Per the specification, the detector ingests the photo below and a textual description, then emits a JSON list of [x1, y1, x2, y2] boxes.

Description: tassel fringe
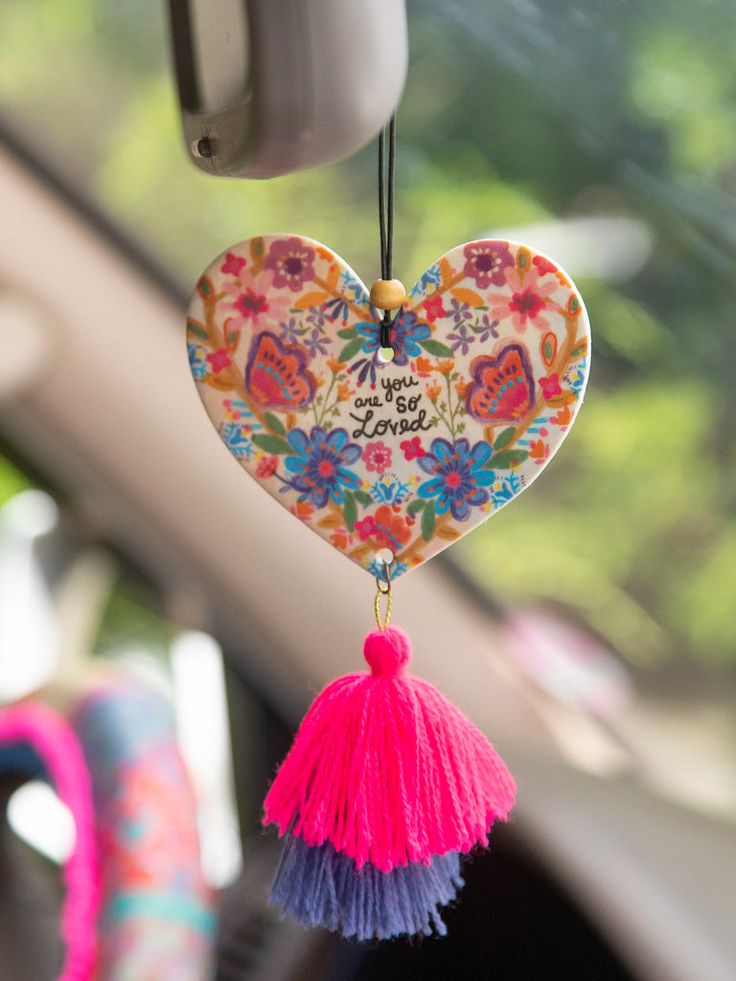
[[271, 834, 463, 941], [264, 626, 515, 940]]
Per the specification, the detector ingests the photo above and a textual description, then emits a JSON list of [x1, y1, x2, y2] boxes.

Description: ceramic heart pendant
[[187, 235, 590, 579]]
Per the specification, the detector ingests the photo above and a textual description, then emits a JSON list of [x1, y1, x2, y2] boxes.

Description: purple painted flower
[[285, 426, 361, 507], [265, 237, 316, 292], [278, 317, 302, 345], [306, 306, 328, 330], [463, 241, 514, 289], [474, 314, 500, 343], [450, 298, 471, 325], [305, 327, 329, 358], [417, 437, 494, 521], [447, 322, 474, 356]]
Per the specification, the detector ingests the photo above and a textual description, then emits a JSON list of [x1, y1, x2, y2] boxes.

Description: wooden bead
[[370, 279, 406, 310]]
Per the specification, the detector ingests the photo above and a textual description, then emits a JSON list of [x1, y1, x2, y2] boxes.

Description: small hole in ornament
[[192, 136, 214, 159], [378, 347, 394, 363], [375, 548, 394, 569]]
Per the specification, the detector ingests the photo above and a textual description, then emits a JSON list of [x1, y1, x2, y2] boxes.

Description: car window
[[1, 0, 735, 822]]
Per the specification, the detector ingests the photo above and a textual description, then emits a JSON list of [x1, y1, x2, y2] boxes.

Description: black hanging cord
[[378, 113, 397, 348]]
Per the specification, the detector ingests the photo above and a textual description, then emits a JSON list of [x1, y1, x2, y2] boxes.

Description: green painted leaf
[[252, 434, 292, 455], [197, 276, 213, 298], [343, 491, 357, 531], [338, 337, 364, 363], [489, 449, 529, 469], [419, 339, 453, 358], [353, 490, 372, 507], [337, 327, 357, 340], [421, 501, 436, 541], [407, 499, 426, 516], [186, 318, 208, 340], [264, 412, 286, 437], [494, 426, 516, 450]]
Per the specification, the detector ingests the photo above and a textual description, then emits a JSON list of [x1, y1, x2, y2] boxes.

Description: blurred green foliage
[[0, 457, 32, 506], [1, 0, 735, 678]]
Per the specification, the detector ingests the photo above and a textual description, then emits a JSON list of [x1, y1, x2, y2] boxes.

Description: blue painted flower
[[324, 296, 349, 324], [566, 358, 588, 393], [188, 342, 208, 379], [340, 270, 369, 304], [368, 558, 408, 582], [369, 474, 411, 505], [417, 437, 494, 520], [491, 472, 522, 507], [220, 422, 254, 459], [356, 310, 431, 366], [408, 262, 442, 299], [285, 426, 361, 507]]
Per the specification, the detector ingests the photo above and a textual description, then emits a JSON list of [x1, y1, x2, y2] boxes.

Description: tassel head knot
[[363, 626, 412, 677]]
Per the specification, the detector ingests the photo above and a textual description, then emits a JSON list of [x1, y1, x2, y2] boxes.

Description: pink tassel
[[0, 703, 100, 979], [264, 626, 516, 884]]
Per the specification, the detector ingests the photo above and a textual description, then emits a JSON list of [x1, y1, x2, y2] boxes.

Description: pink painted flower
[[221, 252, 246, 276], [422, 295, 446, 323], [233, 288, 268, 321], [488, 265, 557, 333], [207, 348, 231, 373], [363, 441, 392, 475], [463, 241, 514, 289], [532, 255, 557, 276], [256, 455, 279, 478], [264, 237, 316, 292], [539, 373, 562, 399], [221, 268, 291, 331], [400, 436, 426, 461], [355, 515, 376, 541]]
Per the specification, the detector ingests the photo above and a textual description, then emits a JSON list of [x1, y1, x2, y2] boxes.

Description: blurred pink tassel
[[264, 626, 516, 873], [0, 703, 99, 980]]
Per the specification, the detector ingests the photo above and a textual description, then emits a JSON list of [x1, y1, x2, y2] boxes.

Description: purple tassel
[[270, 834, 463, 940]]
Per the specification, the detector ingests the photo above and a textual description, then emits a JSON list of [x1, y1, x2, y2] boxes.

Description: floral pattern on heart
[[187, 235, 590, 579]]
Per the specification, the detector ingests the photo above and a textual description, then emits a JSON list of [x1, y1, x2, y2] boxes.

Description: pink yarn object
[[0, 703, 100, 981], [263, 626, 516, 872]]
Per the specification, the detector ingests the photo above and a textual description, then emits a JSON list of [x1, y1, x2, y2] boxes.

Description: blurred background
[[0, 0, 734, 979]]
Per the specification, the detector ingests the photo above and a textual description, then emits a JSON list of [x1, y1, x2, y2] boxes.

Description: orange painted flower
[[529, 440, 549, 462], [434, 359, 455, 376], [291, 500, 314, 521], [337, 381, 354, 402], [551, 405, 572, 427], [414, 356, 433, 377], [373, 505, 412, 550], [455, 378, 470, 398], [426, 381, 442, 402], [331, 527, 352, 550], [327, 357, 345, 374], [315, 374, 326, 389]]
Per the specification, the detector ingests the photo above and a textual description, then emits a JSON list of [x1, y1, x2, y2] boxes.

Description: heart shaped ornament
[[187, 235, 590, 579]]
